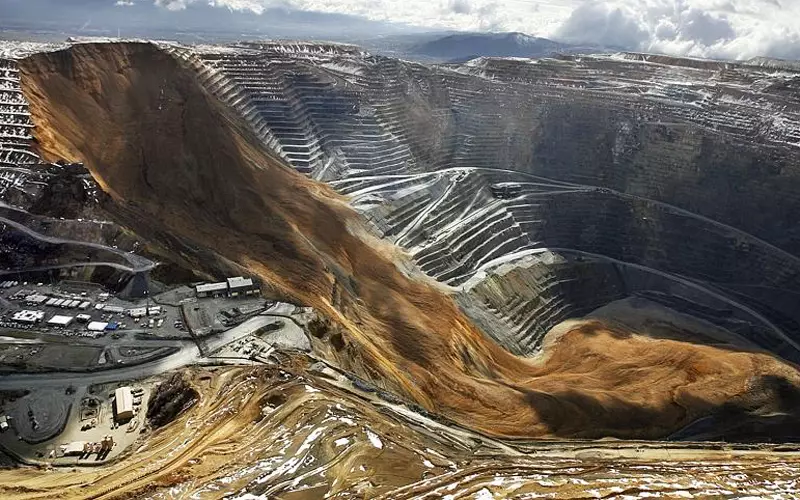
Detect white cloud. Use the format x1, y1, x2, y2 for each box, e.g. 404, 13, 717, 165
147, 0, 800, 60
154, 0, 191, 10
115, 0, 136, 5
553, 0, 800, 59
556, 3, 649, 49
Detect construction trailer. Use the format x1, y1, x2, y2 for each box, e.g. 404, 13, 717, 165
62, 441, 87, 456
127, 307, 147, 318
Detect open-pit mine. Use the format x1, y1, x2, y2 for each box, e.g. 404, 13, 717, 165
0, 39, 799, 498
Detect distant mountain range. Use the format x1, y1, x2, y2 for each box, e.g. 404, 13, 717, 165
0, 0, 419, 42
0, 3, 604, 64
406, 32, 602, 62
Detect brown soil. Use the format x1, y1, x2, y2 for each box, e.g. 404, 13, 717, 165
0, 365, 799, 500
17, 42, 800, 440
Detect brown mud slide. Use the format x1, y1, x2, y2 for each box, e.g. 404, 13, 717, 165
18, 42, 800, 439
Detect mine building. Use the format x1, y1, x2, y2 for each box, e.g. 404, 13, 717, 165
47, 315, 74, 327
114, 387, 134, 422
87, 321, 108, 332
62, 441, 87, 457
195, 277, 259, 298
94, 302, 126, 313
127, 307, 147, 318
25, 294, 48, 306
195, 282, 228, 298
227, 276, 257, 297
12, 310, 45, 324
76, 314, 92, 323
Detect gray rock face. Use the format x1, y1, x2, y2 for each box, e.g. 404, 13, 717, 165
0, 58, 39, 165
168, 42, 800, 362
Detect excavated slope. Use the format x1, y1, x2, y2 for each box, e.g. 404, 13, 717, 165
18, 42, 800, 439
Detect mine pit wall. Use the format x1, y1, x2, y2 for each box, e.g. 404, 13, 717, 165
174, 46, 421, 180
0, 58, 39, 165
449, 187, 800, 360
196, 46, 800, 260
458, 249, 798, 362
181, 45, 800, 270
176, 45, 800, 363
457, 254, 628, 355
421, 62, 800, 259
18, 41, 800, 441
14, 42, 541, 437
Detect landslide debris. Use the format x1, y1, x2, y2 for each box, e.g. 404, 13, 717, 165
18, 41, 800, 440
147, 373, 199, 428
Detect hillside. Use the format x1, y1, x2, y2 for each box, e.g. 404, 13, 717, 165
410, 32, 574, 62
15, 41, 800, 440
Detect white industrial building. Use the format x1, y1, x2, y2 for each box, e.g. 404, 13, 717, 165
87, 321, 108, 332
12, 310, 45, 324
25, 294, 48, 305
196, 277, 259, 298
114, 387, 134, 422
227, 276, 256, 297
128, 305, 162, 318
127, 307, 147, 318
76, 314, 92, 323
96, 304, 125, 314
195, 282, 228, 298
47, 315, 74, 327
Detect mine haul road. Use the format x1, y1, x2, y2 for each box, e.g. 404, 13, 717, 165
0, 316, 278, 389
0, 215, 155, 272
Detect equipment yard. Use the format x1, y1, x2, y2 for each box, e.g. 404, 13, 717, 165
0, 275, 310, 465
0, 382, 150, 464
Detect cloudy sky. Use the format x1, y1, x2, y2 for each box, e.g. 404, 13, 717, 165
3, 0, 799, 59
144, 0, 800, 59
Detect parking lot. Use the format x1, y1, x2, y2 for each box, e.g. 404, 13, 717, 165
0, 281, 191, 340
